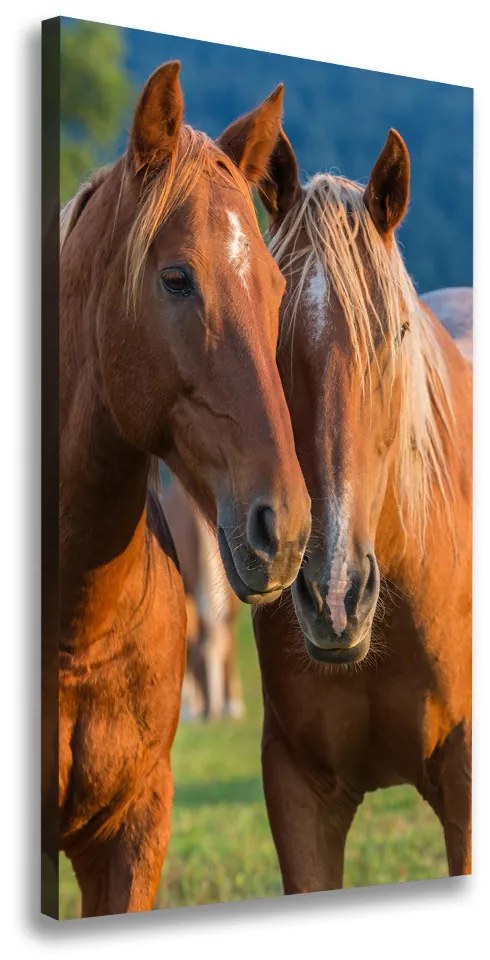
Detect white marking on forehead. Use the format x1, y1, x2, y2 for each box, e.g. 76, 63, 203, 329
325, 492, 350, 637
305, 262, 328, 340
226, 209, 251, 290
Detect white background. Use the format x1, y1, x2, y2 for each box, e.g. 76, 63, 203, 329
3, 1, 489, 957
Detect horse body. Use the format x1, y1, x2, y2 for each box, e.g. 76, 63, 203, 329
57, 64, 310, 916
255, 129, 471, 892
257, 338, 471, 888
59, 240, 186, 909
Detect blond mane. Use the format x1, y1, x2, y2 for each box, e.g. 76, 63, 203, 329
60, 126, 254, 310
269, 173, 454, 544
125, 126, 254, 310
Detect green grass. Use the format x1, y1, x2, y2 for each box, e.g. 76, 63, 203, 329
59, 607, 447, 918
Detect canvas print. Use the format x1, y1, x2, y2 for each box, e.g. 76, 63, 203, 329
41, 16, 473, 920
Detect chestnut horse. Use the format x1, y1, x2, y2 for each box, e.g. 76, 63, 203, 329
253, 128, 472, 892
58, 63, 310, 916
158, 467, 244, 720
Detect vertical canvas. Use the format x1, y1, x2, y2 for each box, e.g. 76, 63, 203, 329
42, 16, 473, 920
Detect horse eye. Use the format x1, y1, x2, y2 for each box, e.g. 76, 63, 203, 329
160, 267, 193, 297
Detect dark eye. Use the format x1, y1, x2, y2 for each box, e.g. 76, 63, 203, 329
160, 267, 193, 297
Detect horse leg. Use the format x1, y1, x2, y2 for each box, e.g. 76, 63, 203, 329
206, 623, 227, 719
223, 622, 245, 718
423, 721, 472, 876
181, 672, 200, 721
187, 622, 209, 718
194, 644, 210, 718
184, 598, 207, 719
70, 766, 173, 917
262, 708, 361, 893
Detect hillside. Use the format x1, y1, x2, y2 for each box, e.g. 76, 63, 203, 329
123, 28, 473, 294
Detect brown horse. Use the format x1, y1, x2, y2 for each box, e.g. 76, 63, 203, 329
253, 128, 472, 892
58, 63, 311, 916
157, 467, 244, 720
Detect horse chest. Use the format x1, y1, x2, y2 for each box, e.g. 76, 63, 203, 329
271, 665, 453, 791
258, 590, 466, 791
59, 550, 186, 839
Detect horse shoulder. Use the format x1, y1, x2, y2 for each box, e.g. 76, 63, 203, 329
59, 497, 186, 843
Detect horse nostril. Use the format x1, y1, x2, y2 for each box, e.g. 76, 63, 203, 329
344, 553, 378, 618
344, 580, 359, 618
247, 503, 278, 561
297, 568, 323, 616
365, 552, 377, 596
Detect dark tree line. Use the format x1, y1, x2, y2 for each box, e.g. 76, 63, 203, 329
61, 19, 473, 293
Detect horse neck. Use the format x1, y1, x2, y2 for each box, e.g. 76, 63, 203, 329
59, 173, 150, 638
375, 314, 472, 594
60, 380, 150, 639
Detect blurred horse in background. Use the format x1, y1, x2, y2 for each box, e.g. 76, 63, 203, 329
254, 127, 472, 893
422, 288, 473, 363
158, 466, 245, 721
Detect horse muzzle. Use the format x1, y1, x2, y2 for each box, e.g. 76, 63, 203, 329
292, 549, 380, 664
218, 496, 310, 604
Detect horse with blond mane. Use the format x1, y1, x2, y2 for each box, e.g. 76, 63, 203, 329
57, 63, 310, 916
253, 127, 472, 891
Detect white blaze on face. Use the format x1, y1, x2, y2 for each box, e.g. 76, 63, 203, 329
226, 209, 251, 290
325, 495, 351, 637
306, 261, 328, 340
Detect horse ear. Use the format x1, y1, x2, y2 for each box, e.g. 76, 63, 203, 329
217, 85, 285, 185
258, 128, 302, 223
364, 129, 410, 235
129, 61, 184, 175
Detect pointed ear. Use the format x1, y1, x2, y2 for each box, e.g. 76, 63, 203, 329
258, 127, 302, 223
129, 61, 184, 175
217, 85, 285, 185
364, 129, 410, 236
